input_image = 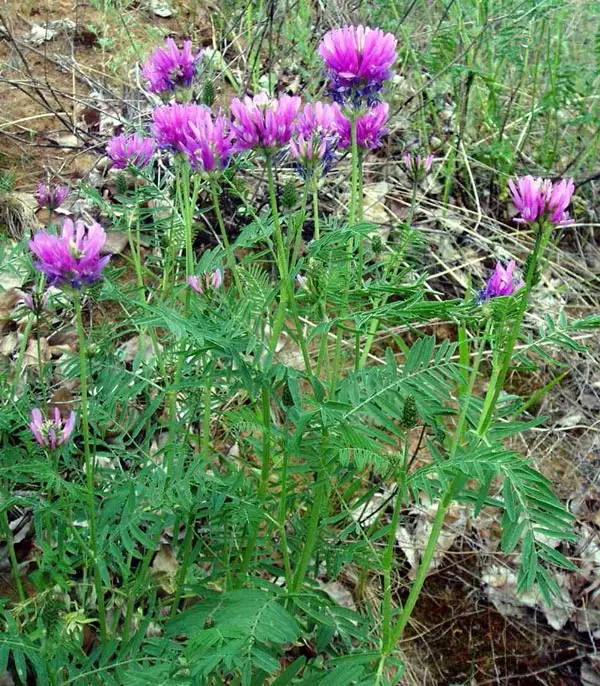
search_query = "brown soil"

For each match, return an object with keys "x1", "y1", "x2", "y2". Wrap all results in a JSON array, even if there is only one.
[{"x1": 405, "y1": 553, "x2": 588, "y2": 685}]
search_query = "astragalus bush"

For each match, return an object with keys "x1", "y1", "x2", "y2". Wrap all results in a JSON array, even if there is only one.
[{"x1": 1, "y1": 23, "x2": 596, "y2": 686}]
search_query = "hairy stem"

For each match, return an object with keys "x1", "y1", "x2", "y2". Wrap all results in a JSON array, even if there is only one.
[
  {"x1": 238, "y1": 385, "x2": 272, "y2": 582},
  {"x1": 74, "y1": 295, "x2": 107, "y2": 640},
  {"x1": 210, "y1": 182, "x2": 243, "y2": 297},
  {"x1": 476, "y1": 221, "x2": 551, "y2": 436}
]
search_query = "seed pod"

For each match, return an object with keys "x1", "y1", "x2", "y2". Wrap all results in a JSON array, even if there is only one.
[{"x1": 401, "y1": 394, "x2": 418, "y2": 429}]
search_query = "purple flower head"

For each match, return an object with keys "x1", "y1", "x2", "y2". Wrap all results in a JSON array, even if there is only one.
[
  {"x1": 318, "y1": 25, "x2": 397, "y2": 107},
  {"x1": 230, "y1": 93, "x2": 301, "y2": 153},
  {"x1": 181, "y1": 110, "x2": 234, "y2": 173},
  {"x1": 152, "y1": 103, "x2": 212, "y2": 152},
  {"x1": 19, "y1": 289, "x2": 50, "y2": 316},
  {"x1": 508, "y1": 176, "x2": 575, "y2": 227},
  {"x1": 479, "y1": 260, "x2": 524, "y2": 302},
  {"x1": 290, "y1": 102, "x2": 340, "y2": 177},
  {"x1": 334, "y1": 102, "x2": 389, "y2": 150},
  {"x1": 36, "y1": 184, "x2": 69, "y2": 211},
  {"x1": 30, "y1": 407, "x2": 76, "y2": 449},
  {"x1": 29, "y1": 218, "x2": 111, "y2": 290},
  {"x1": 188, "y1": 269, "x2": 223, "y2": 296},
  {"x1": 402, "y1": 153, "x2": 434, "y2": 182},
  {"x1": 106, "y1": 133, "x2": 156, "y2": 169},
  {"x1": 545, "y1": 178, "x2": 575, "y2": 226},
  {"x1": 141, "y1": 38, "x2": 201, "y2": 95}
]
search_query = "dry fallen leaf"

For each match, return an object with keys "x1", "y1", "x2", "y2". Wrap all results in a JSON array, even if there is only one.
[
  {"x1": 319, "y1": 580, "x2": 357, "y2": 611},
  {"x1": 151, "y1": 544, "x2": 180, "y2": 594}
]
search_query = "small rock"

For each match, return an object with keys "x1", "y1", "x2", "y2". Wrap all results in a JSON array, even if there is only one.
[
  {"x1": 104, "y1": 231, "x2": 129, "y2": 255},
  {"x1": 150, "y1": 0, "x2": 175, "y2": 17}
]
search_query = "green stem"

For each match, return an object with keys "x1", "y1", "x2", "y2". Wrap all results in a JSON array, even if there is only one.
[
  {"x1": 350, "y1": 117, "x2": 359, "y2": 226},
  {"x1": 290, "y1": 429, "x2": 328, "y2": 592},
  {"x1": 74, "y1": 295, "x2": 107, "y2": 640},
  {"x1": 358, "y1": 183, "x2": 419, "y2": 369},
  {"x1": 170, "y1": 511, "x2": 196, "y2": 616},
  {"x1": 312, "y1": 184, "x2": 320, "y2": 242},
  {"x1": 329, "y1": 119, "x2": 361, "y2": 391},
  {"x1": 476, "y1": 221, "x2": 551, "y2": 437},
  {"x1": 35, "y1": 318, "x2": 46, "y2": 404},
  {"x1": 378, "y1": 474, "x2": 461, "y2": 673},
  {"x1": 381, "y1": 448, "x2": 408, "y2": 648},
  {"x1": 265, "y1": 156, "x2": 289, "y2": 358},
  {"x1": 210, "y1": 182, "x2": 243, "y2": 298},
  {"x1": 289, "y1": 181, "x2": 309, "y2": 275},
  {"x1": 264, "y1": 157, "x2": 313, "y2": 374},
  {"x1": 238, "y1": 386, "x2": 272, "y2": 582},
  {"x1": 277, "y1": 444, "x2": 293, "y2": 590},
  {"x1": 450, "y1": 318, "x2": 493, "y2": 455},
  {"x1": 201, "y1": 363, "x2": 212, "y2": 459},
  {"x1": 180, "y1": 162, "x2": 195, "y2": 281}
]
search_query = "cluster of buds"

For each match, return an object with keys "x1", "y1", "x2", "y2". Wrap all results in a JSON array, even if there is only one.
[
  {"x1": 402, "y1": 153, "x2": 434, "y2": 183},
  {"x1": 188, "y1": 269, "x2": 223, "y2": 297},
  {"x1": 19, "y1": 290, "x2": 50, "y2": 316},
  {"x1": 36, "y1": 184, "x2": 69, "y2": 211}
]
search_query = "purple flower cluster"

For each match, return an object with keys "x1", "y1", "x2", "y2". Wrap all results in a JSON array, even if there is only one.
[
  {"x1": 30, "y1": 407, "x2": 76, "y2": 449},
  {"x1": 106, "y1": 133, "x2": 156, "y2": 169},
  {"x1": 183, "y1": 111, "x2": 234, "y2": 173},
  {"x1": 141, "y1": 38, "x2": 201, "y2": 96},
  {"x1": 479, "y1": 260, "x2": 524, "y2": 302},
  {"x1": 151, "y1": 103, "x2": 233, "y2": 172},
  {"x1": 290, "y1": 102, "x2": 339, "y2": 176},
  {"x1": 230, "y1": 93, "x2": 301, "y2": 153},
  {"x1": 104, "y1": 26, "x2": 396, "y2": 179},
  {"x1": 36, "y1": 184, "x2": 69, "y2": 211},
  {"x1": 29, "y1": 218, "x2": 111, "y2": 289},
  {"x1": 152, "y1": 103, "x2": 209, "y2": 151},
  {"x1": 318, "y1": 25, "x2": 397, "y2": 106},
  {"x1": 508, "y1": 176, "x2": 575, "y2": 226},
  {"x1": 333, "y1": 103, "x2": 389, "y2": 150}
]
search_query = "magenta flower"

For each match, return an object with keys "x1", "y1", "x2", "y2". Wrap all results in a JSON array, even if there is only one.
[
  {"x1": 479, "y1": 260, "x2": 524, "y2": 302},
  {"x1": 29, "y1": 218, "x2": 111, "y2": 289},
  {"x1": 508, "y1": 176, "x2": 575, "y2": 226},
  {"x1": 188, "y1": 269, "x2": 223, "y2": 296},
  {"x1": 30, "y1": 407, "x2": 76, "y2": 449},
  {"x1": 106, "y1": 133, "x2": 156, "y2": 169},
  {"x1": 36, "y1": 184, "x2": 69, "y2": 210},
  {"x1": 181, "y1": 110, "x2": 234, "y2": 173},
  {"x1": 402, "y1": 153, "x2": 434, "y2": 182},
  {"x1": 334, "y1": 103, "x2": 389, "y2": 149},
  {"x1": 318, "y1": 25, "x2": 397, "y2": 106},
  {"x1": 230, "y1": 93, "x2": 301, "y2": 153},
  {"x1": 290, "y1": 102, "x2": 339, "y2": 176},
  {"x1": 152, "y1": 103, "x2": 212, "y2": 152},
  {"x1": 141, "y1": 38, "x2": 201, "y2": 95},
  {"x1": 295, "y1": 101, "x2": 339, "y2": 138}
]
